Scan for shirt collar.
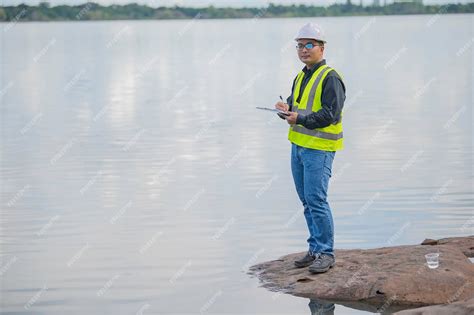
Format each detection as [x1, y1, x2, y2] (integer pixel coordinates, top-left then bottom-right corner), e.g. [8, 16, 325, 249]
[302, 59, 326, 74]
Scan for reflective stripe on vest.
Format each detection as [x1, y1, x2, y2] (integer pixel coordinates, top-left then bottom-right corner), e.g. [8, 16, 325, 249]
[288, 64, 344, 151]
[292, 125, 343, 140]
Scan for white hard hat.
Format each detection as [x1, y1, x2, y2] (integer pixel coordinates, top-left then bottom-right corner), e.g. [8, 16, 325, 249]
[295, 22, 326, 43]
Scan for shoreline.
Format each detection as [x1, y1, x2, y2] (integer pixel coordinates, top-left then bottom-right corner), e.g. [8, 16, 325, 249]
[0, 12, 472, 24]
[1, 3, 473, 23]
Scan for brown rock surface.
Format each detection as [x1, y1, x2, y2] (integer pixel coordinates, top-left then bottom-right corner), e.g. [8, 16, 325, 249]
[421, 235, 474, 258]
[249, 236, 474, 310]
[394, 297, 474, 315]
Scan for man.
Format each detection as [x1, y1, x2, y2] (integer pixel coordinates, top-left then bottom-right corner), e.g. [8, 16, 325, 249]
[275, 22, 345, 274]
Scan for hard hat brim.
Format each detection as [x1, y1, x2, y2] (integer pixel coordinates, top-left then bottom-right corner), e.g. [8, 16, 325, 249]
[294, 37, 326, 43]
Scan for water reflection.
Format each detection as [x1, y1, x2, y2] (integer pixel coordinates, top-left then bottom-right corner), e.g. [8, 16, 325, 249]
[308, 299, 335, 315]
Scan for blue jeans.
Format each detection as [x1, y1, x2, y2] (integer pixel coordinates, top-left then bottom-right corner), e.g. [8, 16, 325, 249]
[291, 143, 335, 257]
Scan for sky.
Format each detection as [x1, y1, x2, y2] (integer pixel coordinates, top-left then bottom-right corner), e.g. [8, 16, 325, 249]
[1, 0, 472, 7]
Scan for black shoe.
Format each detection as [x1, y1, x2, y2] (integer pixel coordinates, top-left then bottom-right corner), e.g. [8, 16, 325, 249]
[308, 254, 335, 274]
[294, 251, 316, 268]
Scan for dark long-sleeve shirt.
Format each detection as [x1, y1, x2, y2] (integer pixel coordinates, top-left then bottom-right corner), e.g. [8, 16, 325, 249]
[286, 59, 346, 129]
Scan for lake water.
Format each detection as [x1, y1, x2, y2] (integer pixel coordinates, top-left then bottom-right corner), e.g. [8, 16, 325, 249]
[1, 14, 472, 314]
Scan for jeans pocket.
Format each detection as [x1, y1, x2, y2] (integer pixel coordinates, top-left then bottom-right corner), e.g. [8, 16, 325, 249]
[323, 153, 334, 178]
[303, 148, 325, 172]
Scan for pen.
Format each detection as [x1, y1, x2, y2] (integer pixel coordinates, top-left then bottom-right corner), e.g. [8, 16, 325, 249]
[277, 95, 290, 118]
[279, 95, 290, 112]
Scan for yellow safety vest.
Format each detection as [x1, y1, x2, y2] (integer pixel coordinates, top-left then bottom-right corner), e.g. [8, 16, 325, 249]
[288, 64, 344, 151]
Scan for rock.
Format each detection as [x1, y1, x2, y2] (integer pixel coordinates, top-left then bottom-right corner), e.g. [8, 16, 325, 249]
[421, 238, 438, 246]
[249, 236, 474, 311]
[394, 297, 474, 315]
[421, 236, 474, 258]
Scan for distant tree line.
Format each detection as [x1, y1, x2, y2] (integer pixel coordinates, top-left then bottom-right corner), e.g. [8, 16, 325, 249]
[0, 2, 473, 22]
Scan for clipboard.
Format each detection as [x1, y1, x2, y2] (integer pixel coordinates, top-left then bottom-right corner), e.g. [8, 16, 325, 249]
[255, 107, 290, 116]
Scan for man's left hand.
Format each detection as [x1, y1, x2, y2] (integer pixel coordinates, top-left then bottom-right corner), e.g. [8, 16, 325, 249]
[285, 112, 298, 125]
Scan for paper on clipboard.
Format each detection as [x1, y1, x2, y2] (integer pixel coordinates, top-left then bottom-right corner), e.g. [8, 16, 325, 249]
[255, 107, 290, 116]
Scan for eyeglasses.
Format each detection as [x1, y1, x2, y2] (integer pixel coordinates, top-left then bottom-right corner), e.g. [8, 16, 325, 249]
[296, 42, 321, 50]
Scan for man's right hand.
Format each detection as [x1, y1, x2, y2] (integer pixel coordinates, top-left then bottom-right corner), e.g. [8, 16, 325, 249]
[275, 101, 289, 112]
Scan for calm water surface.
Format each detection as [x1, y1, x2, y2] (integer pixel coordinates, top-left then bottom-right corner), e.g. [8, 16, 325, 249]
[1, 14, 473, 314]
